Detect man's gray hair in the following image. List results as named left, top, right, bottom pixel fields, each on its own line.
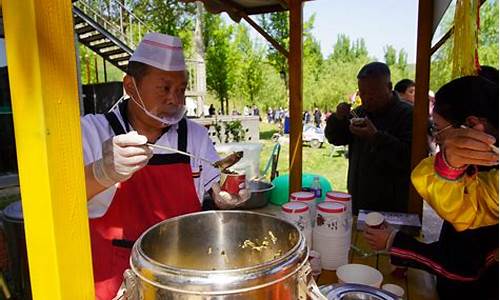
left=357, top=62, right=391, bottom=80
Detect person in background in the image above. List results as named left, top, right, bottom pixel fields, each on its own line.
left=325, top=62, right=413, bottom=214
left=313, top=107, right=322, bottom=127
left=81, top=33, right=249, bottom=300
left=208, top=104, right=216, bottom=116
left=394, top=78, right=415, bottom=105
left=364, top=75, right=498, bottom=300
left=303, top=110, right=311, bottom=124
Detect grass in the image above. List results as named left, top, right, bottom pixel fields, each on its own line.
left=258, top=122, right=349, bottom=192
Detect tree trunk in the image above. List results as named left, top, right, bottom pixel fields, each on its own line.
left=219, top=97, right=225, bottom=115
left=225, top=98, right=229, bottom=115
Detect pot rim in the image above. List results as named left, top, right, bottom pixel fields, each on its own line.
left=133, top=210, right=303, bottom=275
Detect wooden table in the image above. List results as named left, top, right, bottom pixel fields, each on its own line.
left=253, top=204, right=439, bottom=300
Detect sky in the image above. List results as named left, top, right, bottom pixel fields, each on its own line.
left=236, top=0, right=421, bottom=64
left=303, top=0, right=419, bottom=63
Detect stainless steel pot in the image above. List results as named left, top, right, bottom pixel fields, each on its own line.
left=239, top=180, right=274, bottom=209
left=127, top=211, right=312, bottom=299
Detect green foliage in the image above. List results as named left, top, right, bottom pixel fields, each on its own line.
left=232, top=25, right=265, bottom=105
left=212, top=119, right=246, bottom=143
left=383, top=45, right=397, bottom=66
left=203, top=14, right=235, bottom=114
left=430, top=0, right=499, bottom=92
left=130, top=0, right=196, bottom=52
left=259, top=12, right=290, bottom=87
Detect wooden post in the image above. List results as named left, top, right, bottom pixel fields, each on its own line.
left=2, top=0, right=95, bottom=299
left=288, top=0, right=303, bottom=193
left=409, top=0, right=434, bottom=218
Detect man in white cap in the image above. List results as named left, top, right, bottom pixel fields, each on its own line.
left=81, top=33, right=248, bottom=300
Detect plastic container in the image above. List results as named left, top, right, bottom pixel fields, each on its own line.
left=281, top=201, right=312, bottom=249
left=325, top=191, right=353, bottom=249
left=310, top=176, right=322, bottom=201
left=290, top=192, right=316, bottom=226
left=215, top=142, right=263, bottom=179
left=270, top=173, right=332, bottom=205
left=313, top=202, right=349, bottom=270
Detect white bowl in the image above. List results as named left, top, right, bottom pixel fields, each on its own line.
left=336, top=263, right=383, bottom=288
left=382, top=283, right=405, bottom=297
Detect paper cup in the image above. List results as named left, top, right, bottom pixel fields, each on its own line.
left=221, top=172, right=246, bottom=195
left=382, top=283, right=405, bottom=297
left=365, top=212, right=384, bottom=228
left=336, top=263, right=383, bottom=288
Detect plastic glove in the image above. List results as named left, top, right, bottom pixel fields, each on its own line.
left=214, top=187, right=251, bottom=209
left=92, top=131, right=153, bottom=187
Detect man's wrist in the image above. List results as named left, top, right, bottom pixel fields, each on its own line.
left=92, top=159, right=116, bottom=188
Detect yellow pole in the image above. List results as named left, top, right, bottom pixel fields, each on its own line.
left=2, top=0, right=95, bottom=299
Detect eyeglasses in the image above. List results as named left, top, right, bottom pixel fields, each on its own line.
left=430, top=123, right=454, bottom=137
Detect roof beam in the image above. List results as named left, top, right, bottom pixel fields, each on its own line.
left=242, top=15, right=289, bottom=58
left=220, top=0, right=289, bottom=58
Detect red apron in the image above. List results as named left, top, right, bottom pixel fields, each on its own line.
left=89, top=103, right=200, bottom=300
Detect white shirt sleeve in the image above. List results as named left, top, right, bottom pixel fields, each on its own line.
left=81, top=114, right=117, bottom=218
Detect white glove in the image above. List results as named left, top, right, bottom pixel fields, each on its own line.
left=92, top=131, right=153, bottom=187
left=216, top=188, right=251, bottom=209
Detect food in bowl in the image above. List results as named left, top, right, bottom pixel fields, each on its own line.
left=350, top=117, right=367, bottom=126
left=336, top=263, right=384, bottom=288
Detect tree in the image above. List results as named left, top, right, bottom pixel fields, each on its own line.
left=130, top=0, right=196, bottom=52
left=232, top=24, right=265, bottom=106
left=430, top=0, right=499, bottom=91
left=383, top=45, right=397, bottom=66
left=259, top=12, right=289, bottom=88
left=203, top=14, right=235, bottom=114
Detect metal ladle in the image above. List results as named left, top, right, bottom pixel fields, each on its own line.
left=146, top=143, right=243, bottom=171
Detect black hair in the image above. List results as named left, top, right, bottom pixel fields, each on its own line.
left=357, top=62, right=391, bottom=80
left=394, top=79, right=415, bottom=93
left=126, top=61, right=150, bottom=82
left=478, top=65, right=499, bottom=86
left=434, top=75, right=499, bottom=129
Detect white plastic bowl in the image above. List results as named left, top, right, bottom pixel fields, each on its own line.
left=336, top=263, right=383, bottom=288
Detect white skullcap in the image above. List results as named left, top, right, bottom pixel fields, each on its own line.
left=129, top=32, right=186, bottom=71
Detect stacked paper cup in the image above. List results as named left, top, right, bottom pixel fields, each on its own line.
left=290, top=191, right=316, bottom=226
left=281, top=201, right=312, bottom=248
left=325, top=191, right=353, bottom=247
left=313, top=202, right=350, bottom=270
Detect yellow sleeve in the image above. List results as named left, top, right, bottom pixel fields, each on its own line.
left=411, top=156, right=499, bottom=231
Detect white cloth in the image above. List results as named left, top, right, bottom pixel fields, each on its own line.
left=129, top=32, right=185, bottom=71
left=81, top=108, right=220, bottom=219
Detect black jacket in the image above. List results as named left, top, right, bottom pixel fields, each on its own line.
left=390, top=222, right=499, bottom=300
left=325, top=94, right=413, bottom=214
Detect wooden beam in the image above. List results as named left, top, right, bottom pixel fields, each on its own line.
left=2, top=0, right=94, bottom=299
left=246, top=4, right=288, bottom=15
left=409, top=0, right=434, bottom=219
left=431, top=27, right=453, bottom=55
left=242, top=15, right=289, bottom=58
left=288, top=0, right=303, bottom=193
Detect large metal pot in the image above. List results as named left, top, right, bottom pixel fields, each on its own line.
left=128, top=211, right=312, bottom=299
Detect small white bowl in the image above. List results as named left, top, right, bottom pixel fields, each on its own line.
left=336, top=263, right=383, bottom=288
left=382, top=283, right=405, bottom=297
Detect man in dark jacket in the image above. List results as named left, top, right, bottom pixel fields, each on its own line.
left=325, top=62, right=413, bottom=214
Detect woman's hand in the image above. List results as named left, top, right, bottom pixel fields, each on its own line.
left=441, top=127, right=498, bottom=168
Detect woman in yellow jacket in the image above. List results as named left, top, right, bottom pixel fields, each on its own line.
left=364, top=74, right=498, bottom=300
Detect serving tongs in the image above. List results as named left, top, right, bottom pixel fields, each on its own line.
left=146, top=143, right=243, bottom=171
